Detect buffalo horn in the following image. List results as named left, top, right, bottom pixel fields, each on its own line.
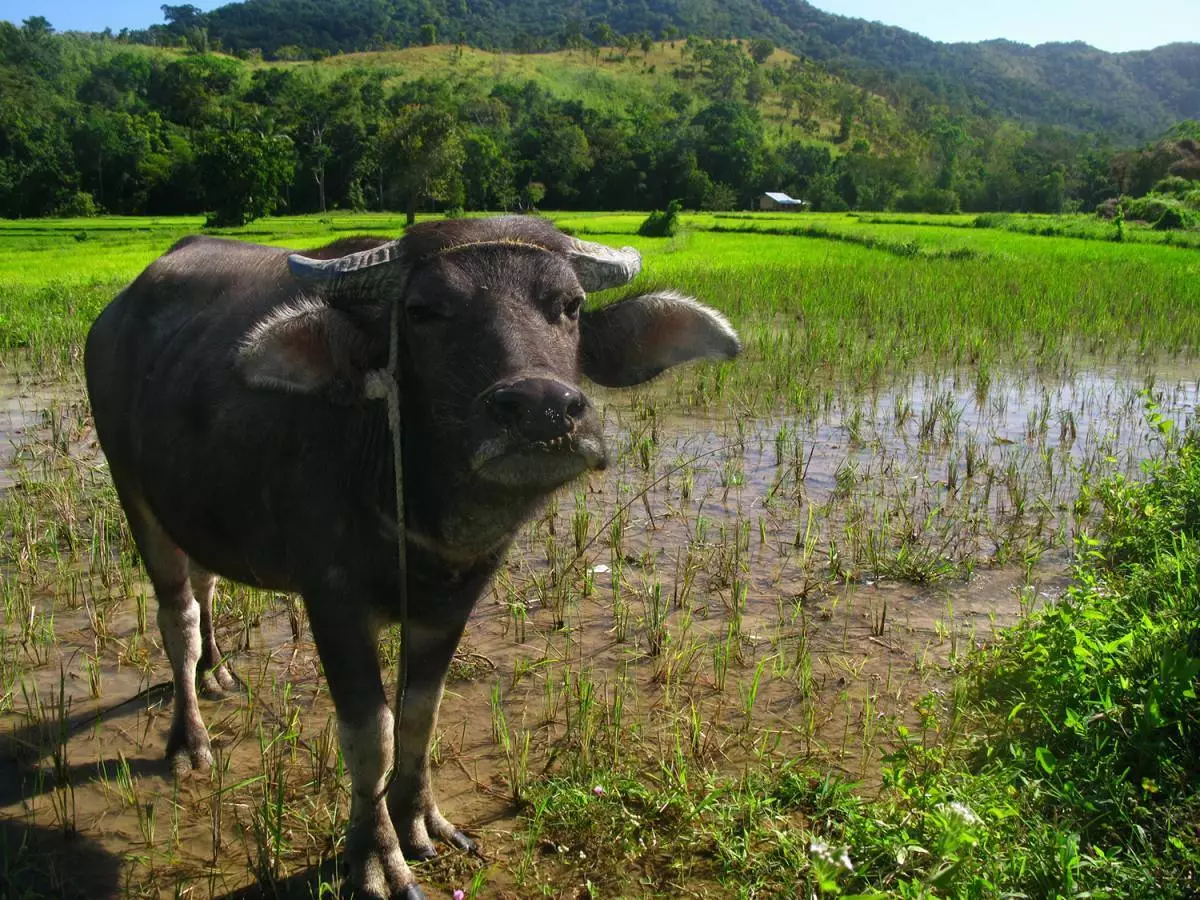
left=564, top=238, right=642, bottom=292
left=287, top=241, right=405, bottom=281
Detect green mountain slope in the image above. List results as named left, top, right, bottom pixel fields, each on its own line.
left=141, top=0, right=1199, bottom=139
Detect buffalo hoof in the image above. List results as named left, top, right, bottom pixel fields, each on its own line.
left=447, top=829, right=476, bottom=853
left=400, top=827, right=474, bottom=861
left=345, top=814, right=422, bottom=900
left=404, top=842, right=438, bottom=862
left=398, top=825, right=472, bottom=859
left=166, top=713, right=213, bottom=774
left=199, top=664, right=241, bottom=699
left=394, top=807, right=476, bottom=861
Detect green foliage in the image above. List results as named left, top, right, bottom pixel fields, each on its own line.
left=637, top=199, right=682, bottom=236
left=747, top=38, right=775, bottom=65
left=379, top=101, right=464, bottom=224
left=1154, top=175, right=1194, bottom=197
left=1125, top=192, right=1197, bottom=227
left=198, top=128, right=294, bottom=226
left=0, top=21, right=1196, bottom=221
left=128, top=0, right=1197, bottom=141
left=976, top=420, right=1200, bottom=820
left=53, top=190, right=100, bottom=217
left=896, top=187, right=960, bottom=214
left=1154, top=205, right=1195, bottom=230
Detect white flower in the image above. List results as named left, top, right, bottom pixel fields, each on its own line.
left=938, top=801, right=981, bottom=826
left=810, top=839, right=853, bottom=872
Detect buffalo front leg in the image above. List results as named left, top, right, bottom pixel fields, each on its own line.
left=387, top=619, right=475, bottom=860
left=308, top=605, right=424, bottom=900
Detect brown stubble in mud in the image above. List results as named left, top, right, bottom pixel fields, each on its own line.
left=0, top=359, right=1196, bottom=897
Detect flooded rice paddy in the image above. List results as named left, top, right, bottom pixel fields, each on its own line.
left=0, top=357, right=1196, bottom=897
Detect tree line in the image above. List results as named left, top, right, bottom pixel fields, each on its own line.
left=1, top=18, right=1196, bottom=226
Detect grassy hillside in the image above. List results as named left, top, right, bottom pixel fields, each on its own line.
left=137, top=0, right=1200, bottom=139
left=268, top=40, right=915, bottom=153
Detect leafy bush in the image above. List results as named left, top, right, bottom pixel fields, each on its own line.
left=638, top=199, right=682, bottom=237
left=978, top=417, right=1200, bottom=816
left=895, top=187, right=960, bottom=214
left=1153, top=175, right=1194, bottom=197
left=701, top=182, right=738, bottom=212
left=199, top=130, right=295, bottom=227
left=1124, top=192, right=1180, bottom=223
left=1154, top=205, right=1195, bottom=230
left=53, top=191, right=100, bottom=218
left=973, top=212, right=1010, bottom=229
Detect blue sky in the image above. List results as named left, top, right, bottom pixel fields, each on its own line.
left=2, top=0, right=1196, bottom=51
left=815, top=0, right=1198, bottom=52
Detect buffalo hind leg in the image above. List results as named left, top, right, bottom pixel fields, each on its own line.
left=118, top=494, right=212, bottom=773
left=388, top=619, right=475, bottom=860
left=307, top=601, right=424, bottom=900
left=190, top=564, right=238, bottom=697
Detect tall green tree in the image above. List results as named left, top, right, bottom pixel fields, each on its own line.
left=381, top=103, right=464, bottom=224
left=197, top=126, right=294, bottom=225
left=693, top=101, right=763, bottom=199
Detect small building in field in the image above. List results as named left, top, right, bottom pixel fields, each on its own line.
left=759, top=191, right=807, bottom=211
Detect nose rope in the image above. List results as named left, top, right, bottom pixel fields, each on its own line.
left=364, top=299, right=407, bottom=806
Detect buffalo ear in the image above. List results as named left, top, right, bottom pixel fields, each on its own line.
left=237, top=297, right=374, bottom=396
left=580, top=291, right=741, bottom=388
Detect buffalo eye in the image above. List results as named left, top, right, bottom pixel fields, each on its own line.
left=406, top=302, right=446, bottom=325
left=562, top=294, right=583, bottom=322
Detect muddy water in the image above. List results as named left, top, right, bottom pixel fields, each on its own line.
left=0, top=361, right=1196, bottom=898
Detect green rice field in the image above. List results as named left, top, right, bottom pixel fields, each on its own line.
left=1, top=212, right=1198, bottom=898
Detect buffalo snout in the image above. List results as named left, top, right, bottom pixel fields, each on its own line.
left=484, top=377, right=589, bottom=444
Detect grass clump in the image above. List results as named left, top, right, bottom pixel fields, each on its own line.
left=638, top=199, right=683, bottom=237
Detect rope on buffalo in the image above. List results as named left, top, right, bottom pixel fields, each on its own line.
left=364, top=298, right=407, bottom=806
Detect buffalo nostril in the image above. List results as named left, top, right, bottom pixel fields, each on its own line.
left=487, top=388, right=525, bottom=426
left=564, top=391, right=586, bottom=422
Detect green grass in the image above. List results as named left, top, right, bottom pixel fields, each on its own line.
left=4, top=211, right=1199, bottom=385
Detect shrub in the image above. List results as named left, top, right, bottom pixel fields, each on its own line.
left=701, top=182, right=738, bottom=212
left=895, top=188, right=960, bottom=214
left=53, top=191, right=100, bottom=218
left=1124, top=193, right=1174, bottom=223
left=1152, top=175, right=1194, bottom=197
left=1095, top=197, right=1122, bottom=219
left=1154, top=205, right=1196, bottom=230
left=638, top=199, right=682, bottom=237
left=973, top=212, right=1009, bottom=229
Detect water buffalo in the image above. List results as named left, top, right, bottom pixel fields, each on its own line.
left=84, top=215, right=739, bottom=898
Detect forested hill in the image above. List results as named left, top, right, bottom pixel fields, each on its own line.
left=145, top=0, right=1200, bottom=139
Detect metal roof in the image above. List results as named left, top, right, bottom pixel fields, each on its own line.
left=763, top=192, right=804, bottom=204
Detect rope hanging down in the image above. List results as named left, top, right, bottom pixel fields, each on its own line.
left=364, top=299, right=407, bottom=803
